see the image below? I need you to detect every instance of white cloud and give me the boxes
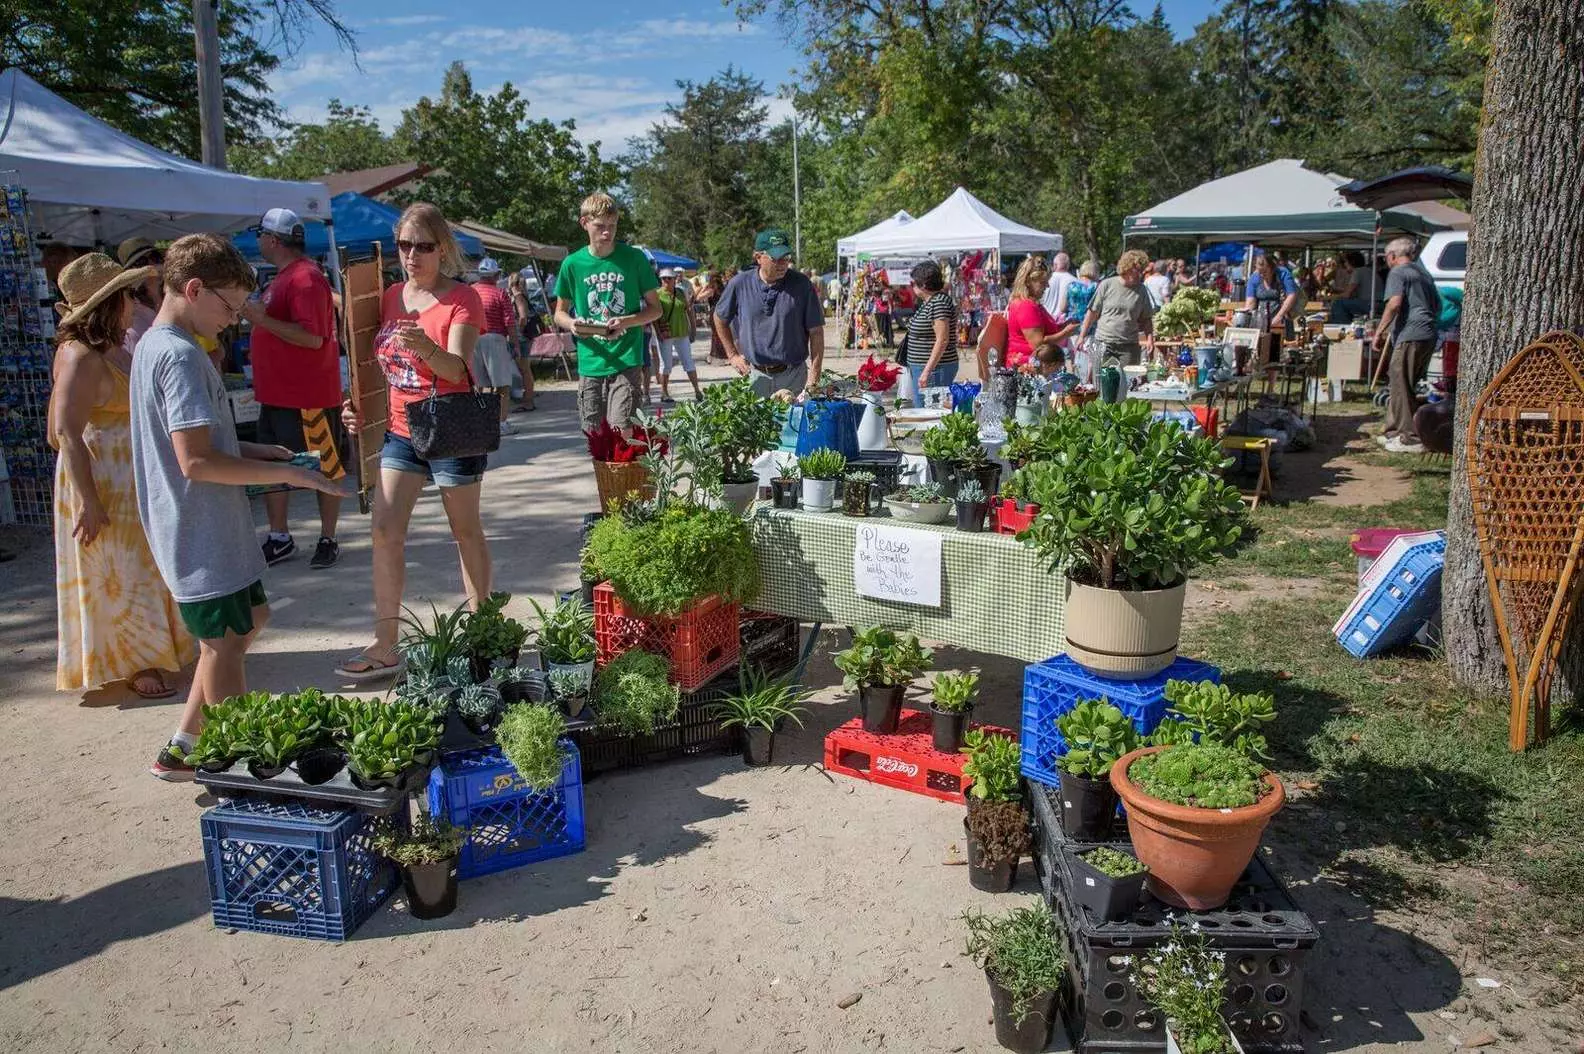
[574,109,669,150]
[438,26,579,57]
[369,14,445,27]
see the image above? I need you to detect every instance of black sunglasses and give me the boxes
[397,239,437,255]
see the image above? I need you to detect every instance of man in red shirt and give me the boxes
[241,208,347,569]
[470,257,519,437]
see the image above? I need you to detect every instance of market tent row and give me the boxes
[0,68,331,247]
[454,219,565,263]
[842,188,1061,257]
[232,192,484,261]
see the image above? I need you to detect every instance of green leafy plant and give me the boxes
[920,411,981,463]
[798,447,848,480]
[344,700,440,784]
[931,671,980,713]
[708,667,811,733]
[453,683,502,726]
[594,650,681,735]
[1129,922,1234,1054]
[372,813,467,868]
[832,626,932,689]
[396,600,473,680]
[1129,743,1270,809]
[966,798,1031,867]
[1055,700,1141,779]
[1080,846,1147,878]
[773,455,800,481]
[961,904,1068,1024]
[955,479,987,504]
[461,592,529,661]
[495,702,569,791]
[184,696,252,768]
[582,500,761,617]
[961,729,1022,802]
[844,468,876,485]
[1152,286,1222,341]
[888,482,948,503]
[1015,400,1246,590]
[666,377,787,484]
[1149,681,1276,760]
[530,596,596,665]
[547,668,590,702]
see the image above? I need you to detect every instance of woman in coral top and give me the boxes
[1004,255,1077,374]
[336,202,491,681]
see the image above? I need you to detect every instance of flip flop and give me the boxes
[130,671,177,700]
[335,651,405,683]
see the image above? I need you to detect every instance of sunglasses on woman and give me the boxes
[397,239,437,255]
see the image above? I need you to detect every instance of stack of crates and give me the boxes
[426,742,586,880]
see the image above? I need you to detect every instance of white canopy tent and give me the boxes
[836,210,914,258]
[848,187,1061,257]
[0,68,334,255]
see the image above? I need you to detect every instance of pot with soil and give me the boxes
[857,683,906,734]
[246,759,287,780]
[402,857,459,920]
[834,628,930,736]
[953,480,990,533]
[801,477,837,512]
[987,972,1058,1054]
[926,456,962,499]
[1067,845,1148,922]
[742,726,776,766]
[1054,699,1140,839]
[719,478,760,515]
[770,476,800,509]
[291,746,346,786]
[963,903,1065,1054]
[842,472,876,517]
[1058,770,1119,839]
[374,815,464,921]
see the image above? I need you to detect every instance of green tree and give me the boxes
[230,100,400,179]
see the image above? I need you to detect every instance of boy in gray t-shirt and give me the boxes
[131,234,342,782]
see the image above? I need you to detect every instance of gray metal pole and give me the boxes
[791,112,802,264]
[193,0,226,168]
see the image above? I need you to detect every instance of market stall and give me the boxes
[233,192,485,262]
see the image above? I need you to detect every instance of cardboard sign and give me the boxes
[853,523,942,607]
[339,249,387,514]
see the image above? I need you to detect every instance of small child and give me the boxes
[130,233,344,781]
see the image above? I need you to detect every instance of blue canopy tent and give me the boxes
[635,245,700,271]
[233,191,483,261]
[1198,241,1250,264]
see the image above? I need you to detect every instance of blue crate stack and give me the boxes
[200,798,400,941]
[427,741,586,880]
[1019,655,1222,788]
[1334,532,1446,657]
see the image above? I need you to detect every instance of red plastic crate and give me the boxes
[991,497,1040,535]
[593,582,740,692]
[822,709,1016,804]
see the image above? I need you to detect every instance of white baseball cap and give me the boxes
[477,257,501,275]
[251,207,304,240]
[658,267,678,279]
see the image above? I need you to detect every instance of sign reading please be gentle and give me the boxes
[853,524,943,607]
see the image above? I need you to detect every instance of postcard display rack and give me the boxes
[0,183,54,526]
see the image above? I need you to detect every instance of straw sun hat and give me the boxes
[55,254,157,328]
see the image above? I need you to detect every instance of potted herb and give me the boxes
[582,500,760,618]
[842,469,877,517]
[594,650,682,736]
[461,592,529,682]
[529,596,596,694]
[798,448,847,511]
[373,813,466,920]
[665,377,786,513]
[953,479,990,532]
[1015,401,1245,677]
[547,668,591,718]
[962,904,1067,1054]
[1131,922,1246,1054]
[832,626,931,734]
[960,729,1027,891]
[495,702,570,791]
[1069,845,1149,922]
[708,667,812,766]
[919,411,982,498]
[884,482,952,524]
[929,670,979,752]
[345,700,440,790]
[770,455,800,509]
[1054,699,1140,840]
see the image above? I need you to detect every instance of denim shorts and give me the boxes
[380,431,487,488]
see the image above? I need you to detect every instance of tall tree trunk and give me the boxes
[1445,0,1584,706]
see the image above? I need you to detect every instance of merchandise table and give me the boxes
[748,506,1066,663]
[1128,377,1251,435]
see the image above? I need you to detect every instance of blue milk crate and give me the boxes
[427,741,586,880]
[1019,654,1222,788]
[1333,531,1445,658]
[200,797,399,941]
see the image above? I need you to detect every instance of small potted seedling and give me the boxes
[770,455,801,509]
[708,667,812,766]
[374,813,466,920]
[547,668,591,718]
[960,729,1028,892]
[929,670,979,752]
[1131,922,1247,1054]
[461,592,529,683]
[954,479,990,532]
[832,626,932,734]
[842,469,877,517]
[798,448,847,511]
[450,682,504,736]
[962,904,1066,1053]
[884,482,952,524]
[1054,699,1139,840]
[1067,845,1149,922]
[530,596,596,695]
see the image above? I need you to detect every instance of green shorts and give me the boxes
[178,581,267,641]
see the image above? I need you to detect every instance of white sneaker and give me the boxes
[499,421,516,437]
[1374,433,1391,448]
[1383,435,1424,454]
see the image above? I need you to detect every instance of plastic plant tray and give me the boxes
[196,758,432,815]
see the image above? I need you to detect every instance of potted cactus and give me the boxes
[832,626,931,734]
[798,448,847,511]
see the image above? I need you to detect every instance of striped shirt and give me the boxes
[905,291,958,363]
[472,281,517,337]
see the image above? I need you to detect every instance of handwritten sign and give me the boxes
[853,524,942,607]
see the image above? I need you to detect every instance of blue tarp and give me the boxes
[233,191,483,261]
[638,245,700,270]
[1198,241,1251,265]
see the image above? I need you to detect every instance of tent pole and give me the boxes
[324,222,343,295]
[1369,215,1381,323]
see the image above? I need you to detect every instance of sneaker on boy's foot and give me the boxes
[261,535,296,565]
[150,743,197,782]
[1383,435,1425,454]
[499,421,517,437]
[309,537,339,570]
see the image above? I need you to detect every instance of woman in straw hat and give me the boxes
[49,253,195,698]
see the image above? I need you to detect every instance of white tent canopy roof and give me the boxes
[836,210,914,256]
[847,187,1061,256]
[0,68,331,245]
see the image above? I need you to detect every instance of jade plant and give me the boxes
[1130,922,1235,1054]
[931,671,980,714]
[1128,743,1270,809]
[461,592,529,664]
[797,448,848,481]
[920,411,981,464]
[1055,700,1140,779]
[495,702,569,792]
[1080,846,1148,878]
[832,626,932,690]
[961,904,1068,1025]
[664,376,787,486]
[582,499,761,617]
[529,596,596,665]
[961,729,1021,803]
[594,650,681,735]
[1149,680,1276,759]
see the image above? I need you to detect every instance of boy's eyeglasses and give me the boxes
[204,287,245,318]
[397,239,437,255]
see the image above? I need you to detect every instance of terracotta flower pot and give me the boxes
[1063,577,1186,679]
[1110,746,1286,910]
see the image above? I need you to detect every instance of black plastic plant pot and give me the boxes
[1067,846,1148,923]
[985,970,1057,1054]
[858,683,906,734]
[579,577,598,607]
[930,705,970,753]
[954,500,988,532]
[402,857,459,920]
[964,819,1018,893]
[959,462,1002,499]
[349,767,399,791]
[742,726,776,766]
[843,483,873,517]
[469,647,520,686]
[771,478,800,509]
[292,747,346,786]
[246,760,286,780]
[1058,769,1119,840]
[926,457,961,499]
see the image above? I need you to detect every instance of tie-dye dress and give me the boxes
[54,362,195,690]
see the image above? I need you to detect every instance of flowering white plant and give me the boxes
[1131,921,1234,1054]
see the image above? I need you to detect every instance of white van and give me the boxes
[1421,230,1467,290]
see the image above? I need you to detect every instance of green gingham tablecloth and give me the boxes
[748,507,1065,663]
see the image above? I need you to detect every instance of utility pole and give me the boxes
[193,0,227,168]
[790,107,802,264]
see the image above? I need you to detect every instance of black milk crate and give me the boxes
[848,450,905,496]
[740,611,800,674]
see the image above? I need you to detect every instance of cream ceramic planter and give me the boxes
[1063,577,1186,678]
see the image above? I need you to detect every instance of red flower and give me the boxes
[585,421,667,464]
[857,355,903,392]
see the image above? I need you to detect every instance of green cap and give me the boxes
[754,228,794,259]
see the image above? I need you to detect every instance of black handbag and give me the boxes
[406,357,501,461]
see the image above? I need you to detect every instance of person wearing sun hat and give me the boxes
[712,228,825,398]
[116,238,166,354]
[49,253,196,705]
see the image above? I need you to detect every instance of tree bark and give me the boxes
[1445,0,1584,703]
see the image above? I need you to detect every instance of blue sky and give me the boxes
[270,1,1221,153]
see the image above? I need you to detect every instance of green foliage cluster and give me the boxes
[186,689,358,771]
[1130,923,1234,1054]
[1055,700,1141,779]
[1129,743,1270,809]
[708,667,812,733]
[931,671,980,714]
[460,593,529,662]
[832,626,932,690]
[1014,401,1246,590]
[844,469,876,485]
[1152,680,1277,760]
[920,413,983,464]
[594,651,682,736]
[1152,286,1224,340]
[961,729,1022,803]
[495,703,570,792]
[1080,846,1147,878]
[452,684,502,726]
[666,378,788,485]
[967,798,1031,867]
[888,483,948,504]
[954,480,987,504]
[396,601,472,685]
[582,501,760,617]
[344,700,441,784]
[797,448,848,481]
[373,813,467,868]
[530,597,596,665]
[961,904,1068,1025]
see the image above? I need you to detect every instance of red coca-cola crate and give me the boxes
[592,582,740,692]
[822,709,1017,804]
[991,497,1040,536]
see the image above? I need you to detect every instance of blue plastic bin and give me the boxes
[1335,533,1445,657]
[201,798,399,940]
[1019,655,1221,788]
[791,399,861,459]
[427,742,586,880]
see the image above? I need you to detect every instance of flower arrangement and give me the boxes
[857,355,903,392]
[585,419,666,463]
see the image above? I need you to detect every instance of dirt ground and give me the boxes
[0,355,1575,1053]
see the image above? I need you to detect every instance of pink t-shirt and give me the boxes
[1005,298,1063,369]
[377,282,485,438]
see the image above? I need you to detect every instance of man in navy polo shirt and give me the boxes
[713,229,825,397]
